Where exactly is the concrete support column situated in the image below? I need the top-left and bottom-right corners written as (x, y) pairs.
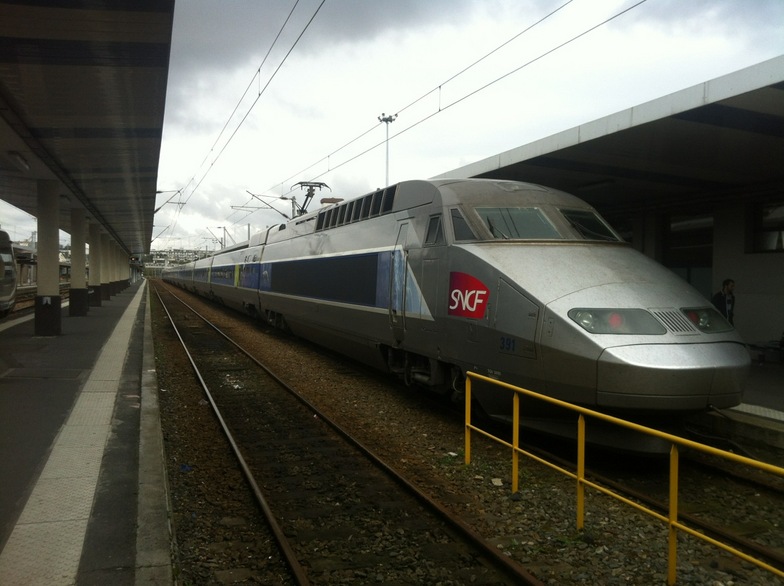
top-left (88, 223), bottom-right (103, 307)
top-left (100, 233), bottom-right (111, 301)
top-left (117, 244), bottom-right (126, 291)
top-left (121, 248), bottom-right (130, 289)
top-left (69, 209), bottom-right (89, 316)
top-left (113, 242), bottom-right (123, 293)
top-left (35, 180), bottom-right (61, 335)
top-left (111, 240), bottom-right (118, 294)
top-left (107, 240), bottom-right (116, 296)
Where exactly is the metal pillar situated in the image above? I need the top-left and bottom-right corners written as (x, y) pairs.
top-left (378, 112), bottom-right (397, 186)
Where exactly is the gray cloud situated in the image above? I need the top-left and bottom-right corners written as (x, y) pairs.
top-left (167, 0), bottom-right (783, 98)
top-left (170, 1), bottom-right (475, 74)
top-left (154, 0), bottom-right (783, 249)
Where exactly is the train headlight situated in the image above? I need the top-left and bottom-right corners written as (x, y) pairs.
top-left (681, 307), bottom-right (733, 332)
top-left (571, 310), bottom-right (597, 330)
top-left (568, 309), bottom-right (666, 334)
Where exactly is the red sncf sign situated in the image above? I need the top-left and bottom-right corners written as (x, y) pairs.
top-left (448, 272), bottom-right (489, 319)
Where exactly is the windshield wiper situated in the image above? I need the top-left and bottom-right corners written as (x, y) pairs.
top-left (487, 219), bottom-right (509, 239)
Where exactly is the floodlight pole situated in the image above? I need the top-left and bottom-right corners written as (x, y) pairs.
top-left (378, 112), bottom-right (397, 186)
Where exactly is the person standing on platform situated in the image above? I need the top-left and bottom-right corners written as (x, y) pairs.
top-left (712, 278), bottom-right (736, 325)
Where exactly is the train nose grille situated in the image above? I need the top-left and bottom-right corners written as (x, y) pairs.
top-left (651, 309), bottom-right (697, 334)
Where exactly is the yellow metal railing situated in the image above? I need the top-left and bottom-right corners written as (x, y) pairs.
top-left (464, 371), bottom-right (784, 585)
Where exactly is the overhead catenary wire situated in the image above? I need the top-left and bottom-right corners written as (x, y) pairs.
top-left (183, 0), bottom-right (326, 207)
top-left (228, 0), bottom-right (648, 229)
top-left (158, 0), bottom-right (324, 244)
top-left (225, 0), bottom-right (579, 228)
top-left (191, 1), bottom-right (303, 185)
top-left (159, 0), bottom-right (649, 248)
top-left (394, 0), bottom-right (577, 119)
top-left (168, 0), bottom-right (579, 239)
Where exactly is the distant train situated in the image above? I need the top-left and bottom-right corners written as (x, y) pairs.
top-left (0, 230), bottom-right (17, 317)
top-left (162, 179), bottom-right (749, 446)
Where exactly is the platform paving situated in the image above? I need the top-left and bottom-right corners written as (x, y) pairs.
top-left (0, 281), bottom-right (170, 586)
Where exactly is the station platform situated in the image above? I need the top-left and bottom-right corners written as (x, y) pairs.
top-left (0, 280), bottom-right (781, 585)
top-left (0, 280), bottom-right (170, 585)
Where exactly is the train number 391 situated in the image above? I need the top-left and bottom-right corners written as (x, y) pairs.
top-left (500, 336), bottom-right (516, 353)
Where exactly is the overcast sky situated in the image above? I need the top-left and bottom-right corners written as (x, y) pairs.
top-left (1, 0), bottom-right (783, 251)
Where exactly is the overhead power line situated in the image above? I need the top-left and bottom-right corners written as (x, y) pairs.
top-left (178, 0), bottom-right (326, 210)
top-left (161, 0), bottom-right (649, 246)
top-left (228, 0), bottom-right (579, 226)
top-left (231, 0), bottom-right (648, 227)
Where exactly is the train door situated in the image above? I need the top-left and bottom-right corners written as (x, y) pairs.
top-left (389, 223), bottom-right (409, 343)
top-left (495, 278), bottom-right (538, 359)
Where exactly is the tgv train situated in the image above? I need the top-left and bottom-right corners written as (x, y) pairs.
top-left (163, 179), bottom-right (749, 443)
top-left (0, 230), bottom-right (17, 317)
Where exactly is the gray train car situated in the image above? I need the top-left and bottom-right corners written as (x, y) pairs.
top-left (163, 179), bottom-right (749, 444)
top-left (0, 230), bottom-right (17, 317)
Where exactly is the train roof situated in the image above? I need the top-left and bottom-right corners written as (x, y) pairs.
top-left (252, 178), bottom-right (601, 247)
top-left (301, 178), bottom-right (595, 237)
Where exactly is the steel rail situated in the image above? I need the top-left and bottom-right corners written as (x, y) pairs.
top-left (153, 284), bottom-right (312, 586)
top-left (479, 421), bottom-right (784, 577)
top-left (598, 456), bottom-right (784, 571)
top-left (154, 280), bottom-right (545, 586)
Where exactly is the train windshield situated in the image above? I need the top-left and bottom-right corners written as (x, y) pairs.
top-left (474, 206), bottom-right (622, 242)
top-left (560, 209), bottom-right (619, 241)
top-left (476, 207), bottom-right (560, 240)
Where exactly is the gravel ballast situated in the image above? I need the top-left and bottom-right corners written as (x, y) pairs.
top-left (152, 287), bottom-right (781, 585)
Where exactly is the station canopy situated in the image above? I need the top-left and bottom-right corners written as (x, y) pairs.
top-left (0, 1), bottom-right (174, 256)
top-left (438, 55), bottom-right (784, 226)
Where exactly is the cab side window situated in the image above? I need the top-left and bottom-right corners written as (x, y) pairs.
top-left (451, 208), bottom-right (478, 241)
top-left (425, 215), bottom-right (444, 245)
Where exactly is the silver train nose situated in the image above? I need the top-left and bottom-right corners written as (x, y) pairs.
top-left (596, 342), bottom-right (750, 411)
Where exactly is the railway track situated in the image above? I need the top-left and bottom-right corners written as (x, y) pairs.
top-left (6, 283), bottom-right (70, 314)
top-left (643, 448), bottom-right (783, 570)
top-left (153, 281), bottom-right (542, 585)
top-left (516, 433), bottom-right (784, 579)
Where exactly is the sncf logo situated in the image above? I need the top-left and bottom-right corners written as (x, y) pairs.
top-left (448, 272), bottom-right (489, 319)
